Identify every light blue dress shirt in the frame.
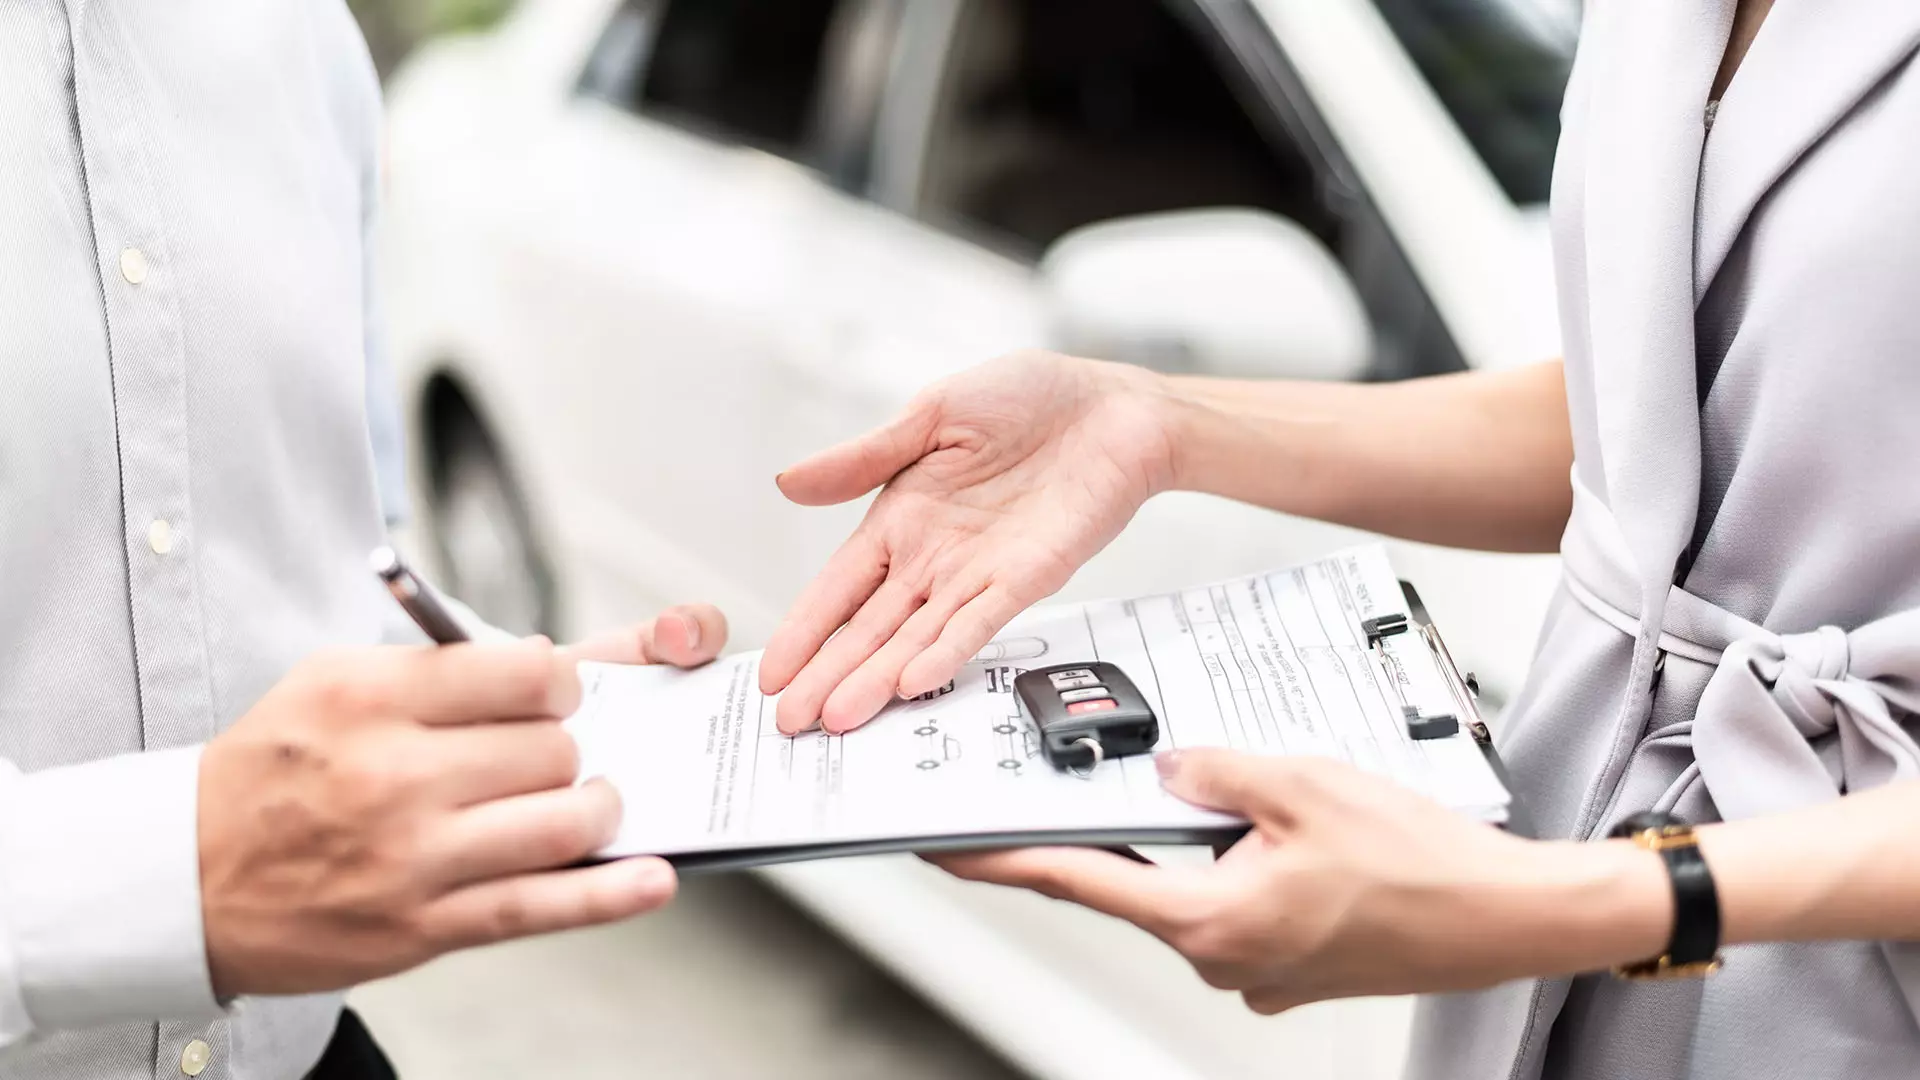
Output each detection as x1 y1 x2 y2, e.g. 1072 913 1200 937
0 3 412 1076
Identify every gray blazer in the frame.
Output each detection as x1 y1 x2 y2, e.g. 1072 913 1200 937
1407 2 1920 1078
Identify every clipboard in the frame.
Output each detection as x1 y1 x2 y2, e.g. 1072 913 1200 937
658 576 1525 875
1128 579 1529 862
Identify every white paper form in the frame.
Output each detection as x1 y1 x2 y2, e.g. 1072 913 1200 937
570 545 1509 861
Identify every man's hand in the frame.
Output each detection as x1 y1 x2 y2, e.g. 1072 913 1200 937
935 751 1671 1015
197 605 727 997
760 351 1177 734
562 603 728 669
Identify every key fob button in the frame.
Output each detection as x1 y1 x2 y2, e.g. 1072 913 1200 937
1049 674 1102 691
1048 669 1097 688
1065 699 1120 716
1058 686 1111 704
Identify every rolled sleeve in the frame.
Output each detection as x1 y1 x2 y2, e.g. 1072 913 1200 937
0 746 222 1042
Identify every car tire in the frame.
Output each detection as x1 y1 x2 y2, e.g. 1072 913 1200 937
426 415 560 639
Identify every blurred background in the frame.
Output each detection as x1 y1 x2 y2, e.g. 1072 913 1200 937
348 1 1578 1076
347 0 516 75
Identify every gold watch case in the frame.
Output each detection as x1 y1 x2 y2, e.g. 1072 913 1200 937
1612 824 1723 981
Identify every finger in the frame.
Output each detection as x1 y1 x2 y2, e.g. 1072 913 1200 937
565 605 729 668
1242 986 1310 1017
932 847 1204 941
562 626 657 667
774 576 925 734
820 574 990 733
646 604 728 666
386 640 581 725
775 399 939 507
898 582 1027 698
1155 748 1312 829
760 533 889 695
426 777 624 887
422 856 678 953
429 720 581 806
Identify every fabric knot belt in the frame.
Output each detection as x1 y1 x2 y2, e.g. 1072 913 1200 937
1562 480 1920 823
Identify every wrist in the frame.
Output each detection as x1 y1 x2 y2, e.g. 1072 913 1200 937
1128 368 1244 497
1150 371 1202 495
1139 370 1358 513
1 747 222 1030
1507 840 1673 976
1087 358 1186 497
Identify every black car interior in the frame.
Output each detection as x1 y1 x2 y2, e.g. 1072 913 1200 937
918 0 1340 257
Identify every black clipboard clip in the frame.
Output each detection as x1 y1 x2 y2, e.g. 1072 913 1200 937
1359 580 1536 834
1393 580 1529 837
1364 592 1459 741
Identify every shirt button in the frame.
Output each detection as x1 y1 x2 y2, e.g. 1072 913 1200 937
148 518 175 556
179 1038 212 1076
120 247 148 285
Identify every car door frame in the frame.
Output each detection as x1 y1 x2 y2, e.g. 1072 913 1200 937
1195 0 1472 379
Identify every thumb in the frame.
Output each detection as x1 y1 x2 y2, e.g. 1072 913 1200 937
1155 749 1300 829
776 398 939 507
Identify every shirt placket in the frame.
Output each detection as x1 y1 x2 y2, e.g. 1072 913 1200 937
66 3 225 1077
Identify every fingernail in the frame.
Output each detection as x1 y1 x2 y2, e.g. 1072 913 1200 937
675 613 702 651
580 778 623 836
631 858 676 895
1155 751 1184 782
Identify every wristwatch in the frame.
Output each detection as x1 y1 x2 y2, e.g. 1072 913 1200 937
1608 811 1723 980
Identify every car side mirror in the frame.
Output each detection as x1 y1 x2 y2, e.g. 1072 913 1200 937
1038 208 1374 380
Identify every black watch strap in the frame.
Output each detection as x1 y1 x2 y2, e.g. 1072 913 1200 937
1608 811 1722 979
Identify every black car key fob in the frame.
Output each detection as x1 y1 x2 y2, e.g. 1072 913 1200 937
1013 662 1160 774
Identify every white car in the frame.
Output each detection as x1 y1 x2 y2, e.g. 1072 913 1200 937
380 1 1576 1076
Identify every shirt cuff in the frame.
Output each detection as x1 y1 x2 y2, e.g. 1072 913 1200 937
0 746 223 1033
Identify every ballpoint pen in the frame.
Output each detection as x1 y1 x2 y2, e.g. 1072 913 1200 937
370 546 471 644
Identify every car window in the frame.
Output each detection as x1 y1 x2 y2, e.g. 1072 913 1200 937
917 0 1341 259
579 0 904 188
914 0 1468 379
1368 0 1579 205
582 0 844 161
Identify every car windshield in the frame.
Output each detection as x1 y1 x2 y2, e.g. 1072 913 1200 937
1370 0 1580 205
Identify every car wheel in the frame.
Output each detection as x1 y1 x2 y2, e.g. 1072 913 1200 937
427 418 559 639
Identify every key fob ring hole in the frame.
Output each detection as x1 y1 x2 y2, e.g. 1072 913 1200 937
1068 736 1104 779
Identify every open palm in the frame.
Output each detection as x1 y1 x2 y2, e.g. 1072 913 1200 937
761 352 1176 733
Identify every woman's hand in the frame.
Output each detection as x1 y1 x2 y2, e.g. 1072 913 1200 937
935 750 1673 1015
760 351 1178 734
